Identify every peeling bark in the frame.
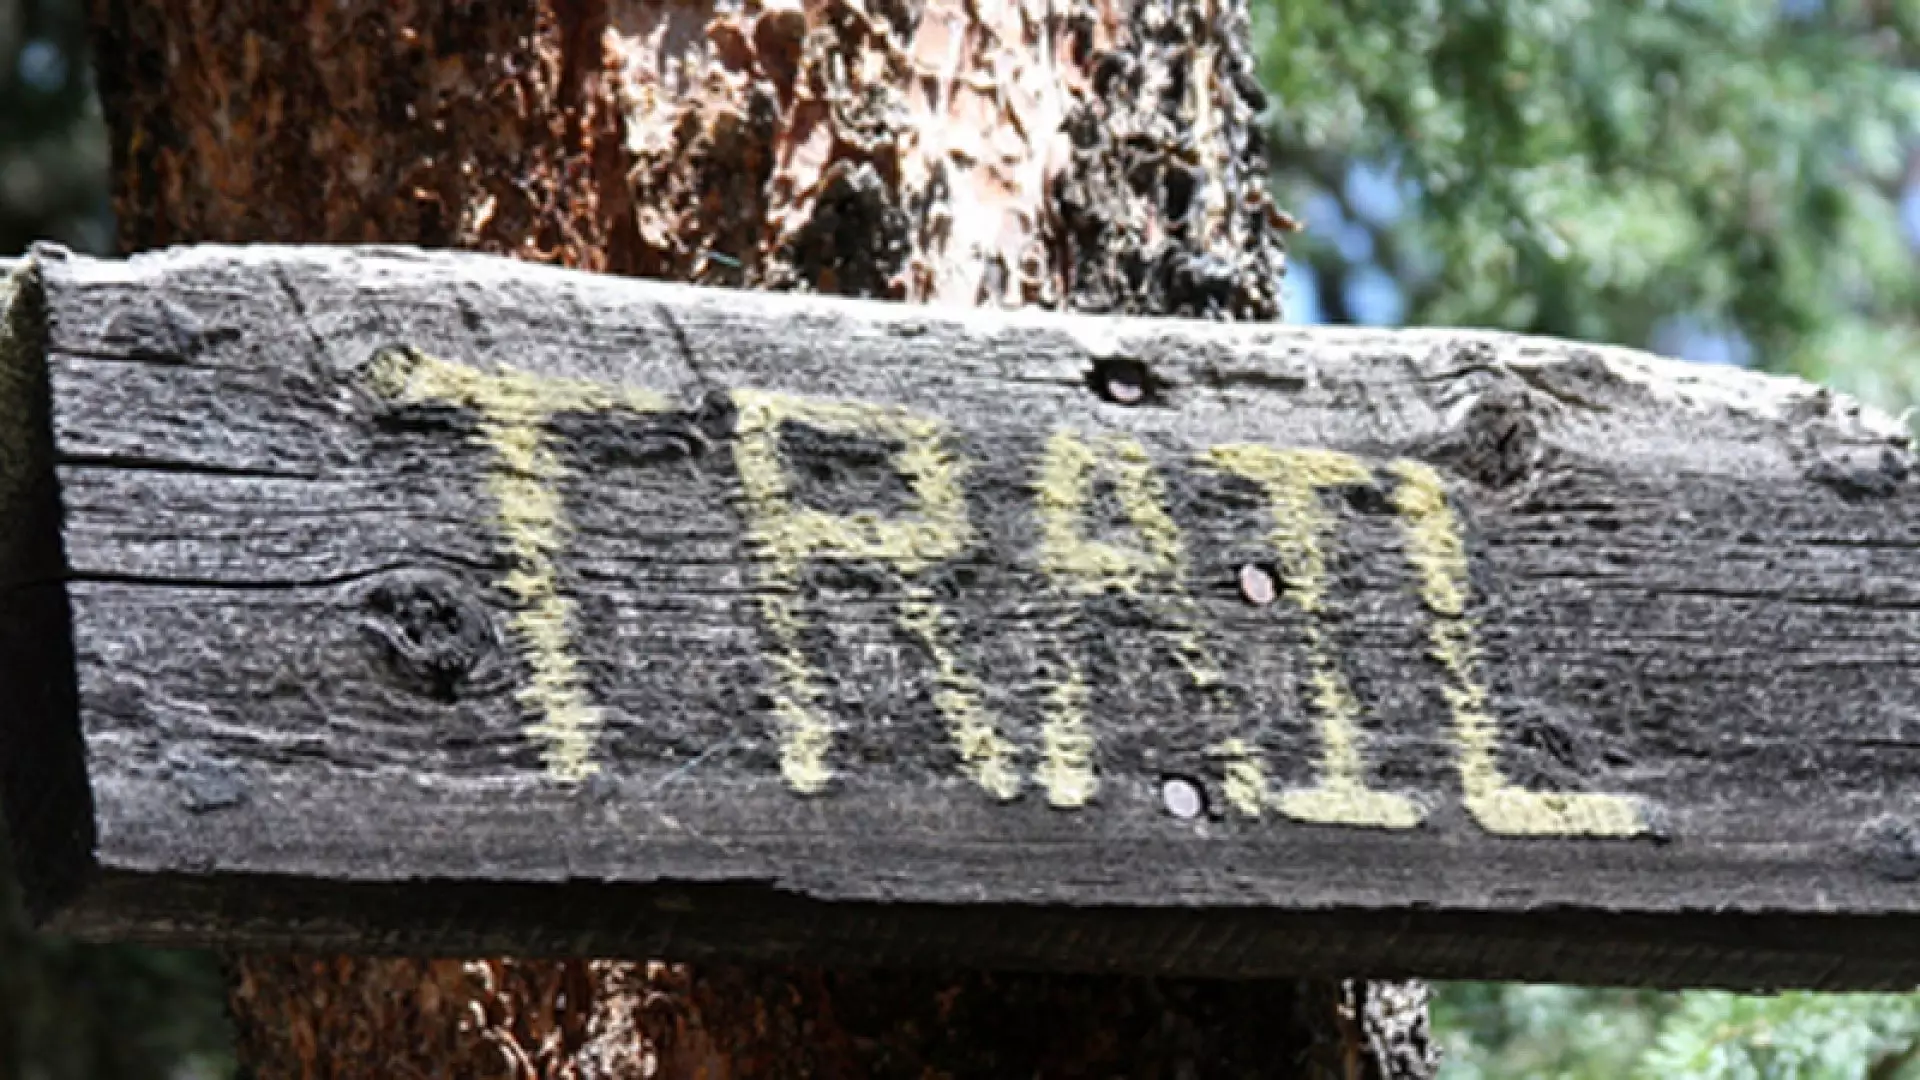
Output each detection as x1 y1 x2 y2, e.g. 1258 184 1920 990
93 0 1287 314
85 1 1429 1076
92 1 632 269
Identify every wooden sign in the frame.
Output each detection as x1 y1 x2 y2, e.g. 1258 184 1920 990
3 244 1919 988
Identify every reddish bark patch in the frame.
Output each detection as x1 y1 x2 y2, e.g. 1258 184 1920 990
89 0 631 270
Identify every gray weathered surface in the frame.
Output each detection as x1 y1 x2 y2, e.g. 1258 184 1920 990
4 243 1919 988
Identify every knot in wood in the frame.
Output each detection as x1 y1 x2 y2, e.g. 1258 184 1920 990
1807 445 1912 501
1860 814 1920 883
358 569 499 703
1450 389 1540 489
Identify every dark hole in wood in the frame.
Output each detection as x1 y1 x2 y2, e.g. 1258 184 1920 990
1088 356 1154 405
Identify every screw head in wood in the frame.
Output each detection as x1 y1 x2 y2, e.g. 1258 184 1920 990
1161 777 1205 820
1238 563 1278 606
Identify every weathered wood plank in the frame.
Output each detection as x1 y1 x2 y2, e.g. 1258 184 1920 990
4 242 1919 988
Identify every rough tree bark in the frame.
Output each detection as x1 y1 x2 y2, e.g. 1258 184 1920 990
83 0 1435 1076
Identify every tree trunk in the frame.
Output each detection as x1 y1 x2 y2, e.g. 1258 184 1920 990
84 1 1435 1076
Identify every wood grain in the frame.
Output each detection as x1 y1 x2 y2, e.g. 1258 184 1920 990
4 242 1919 988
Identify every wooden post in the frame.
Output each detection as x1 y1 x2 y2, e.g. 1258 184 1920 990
5 244 1919 990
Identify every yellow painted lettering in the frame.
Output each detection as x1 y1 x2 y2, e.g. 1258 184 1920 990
366 346 670 785
731 390 1017 799
1388 460 1646 837
1206 445 1425 829
1208 738 1268 818
1035 431 1224 809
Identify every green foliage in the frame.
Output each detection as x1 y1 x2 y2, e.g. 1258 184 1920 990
1640 992 1920 1079
1255 0 1920 421
0 0 110 255
1436 984 1920 1080
1254 3 1920 1075
1436 984 1669 1080
1 827 235 1079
